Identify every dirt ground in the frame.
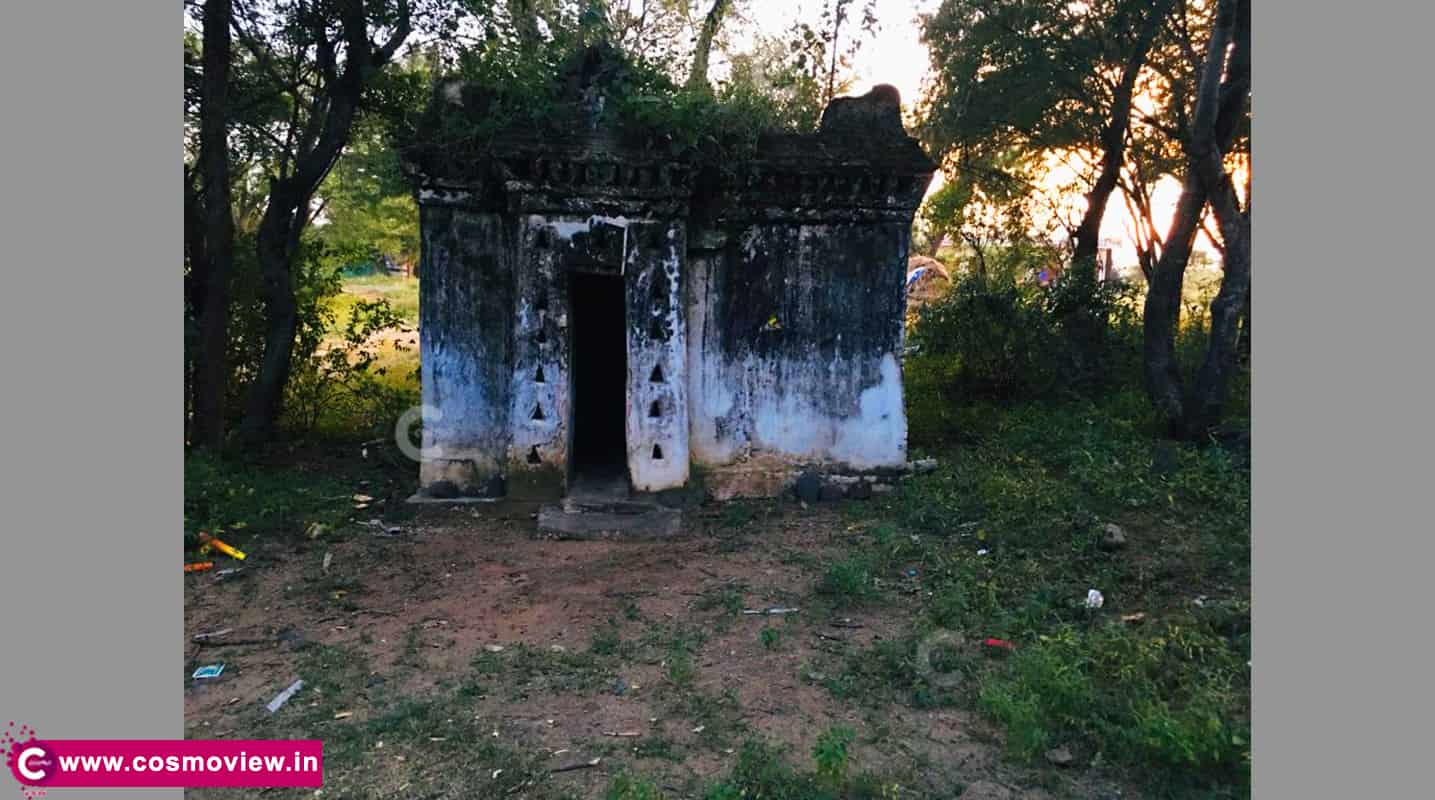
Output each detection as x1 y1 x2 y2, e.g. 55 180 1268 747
183 499 1134 799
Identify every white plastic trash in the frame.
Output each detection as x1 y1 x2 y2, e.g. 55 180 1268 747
1084 589 1104 609
265 679 304 713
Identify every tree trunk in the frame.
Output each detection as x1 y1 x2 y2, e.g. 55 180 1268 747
1142 166 1205 433
961 231 987 278
1237 282 1251 365
825 0 846 106
1185 95 1251 435
1141 0 1250 438
191 0 234 450
1187 196 1248 435
509 0 542 54
184 170 206 447
238 0 410 442
686 0 731 92
240 183 305 443
925 225 946 258
1071 0 1173 270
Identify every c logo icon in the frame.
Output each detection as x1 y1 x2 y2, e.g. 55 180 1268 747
394 404 444 461
16 743 55 783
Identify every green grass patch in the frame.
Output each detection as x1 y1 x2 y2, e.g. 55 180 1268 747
606 771 666 799
819 389 1249 797
183 450 371 547
237 644 573 797
702 737 910 800
471 643 617 698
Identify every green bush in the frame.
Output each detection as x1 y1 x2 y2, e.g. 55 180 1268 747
704 737 904 800
220 234 345 427
812 725 856 789
705 740 815 800
907 270 1140 409
211 233 416 443
817 554 878 607
283 293 417 439
907 275 1058 402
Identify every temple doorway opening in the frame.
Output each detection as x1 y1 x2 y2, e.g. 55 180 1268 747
568 270 629 491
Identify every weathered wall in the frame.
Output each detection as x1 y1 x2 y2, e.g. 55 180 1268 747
499 213 690 494
506 216 574 489
624 221 689 491
417 206 515 493
687 221 910 476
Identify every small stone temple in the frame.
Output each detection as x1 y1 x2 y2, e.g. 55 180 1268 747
401 46 936 511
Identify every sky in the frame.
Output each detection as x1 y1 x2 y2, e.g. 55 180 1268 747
724 0 1219 269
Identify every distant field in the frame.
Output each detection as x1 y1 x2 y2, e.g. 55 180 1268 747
329 272 420 328
324 273 421 394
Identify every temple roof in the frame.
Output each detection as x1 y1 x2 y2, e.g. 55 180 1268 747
400 44 936 218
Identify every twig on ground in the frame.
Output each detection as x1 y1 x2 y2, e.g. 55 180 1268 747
550 757 602 773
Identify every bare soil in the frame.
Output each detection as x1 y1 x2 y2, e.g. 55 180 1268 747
183 499 1133 799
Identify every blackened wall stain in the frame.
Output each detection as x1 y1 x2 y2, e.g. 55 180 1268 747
404 45 934 498
417 207 517 489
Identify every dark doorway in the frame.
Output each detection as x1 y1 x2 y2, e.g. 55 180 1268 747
569 271 629 486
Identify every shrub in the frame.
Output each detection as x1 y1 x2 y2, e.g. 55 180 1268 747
283 293 416 439
907 274 1058 402
812 725 856 789
817 554 878 607
211 233 416 443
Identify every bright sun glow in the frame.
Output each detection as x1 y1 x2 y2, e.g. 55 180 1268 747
726 0 1224 269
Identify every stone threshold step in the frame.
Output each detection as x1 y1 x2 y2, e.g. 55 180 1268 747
536 504 684 540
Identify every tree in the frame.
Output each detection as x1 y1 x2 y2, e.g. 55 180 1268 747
1068 0 1172 271
686 0 731 91
917 147 1060 279
920 0 1175 272
185 0 236 449
1142 0 1250 438
314 113 421 270
788 0 878 112
229 0 420 442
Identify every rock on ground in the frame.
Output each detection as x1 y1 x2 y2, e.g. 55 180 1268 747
1101 522 1127 549
794 471 822 503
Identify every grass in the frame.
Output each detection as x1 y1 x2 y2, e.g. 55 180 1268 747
816 553 880 608
182 433 419 555
606 771 666 800
241 644 572 799
810 379 1251 796
471 643 620 698
700 735 911 800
